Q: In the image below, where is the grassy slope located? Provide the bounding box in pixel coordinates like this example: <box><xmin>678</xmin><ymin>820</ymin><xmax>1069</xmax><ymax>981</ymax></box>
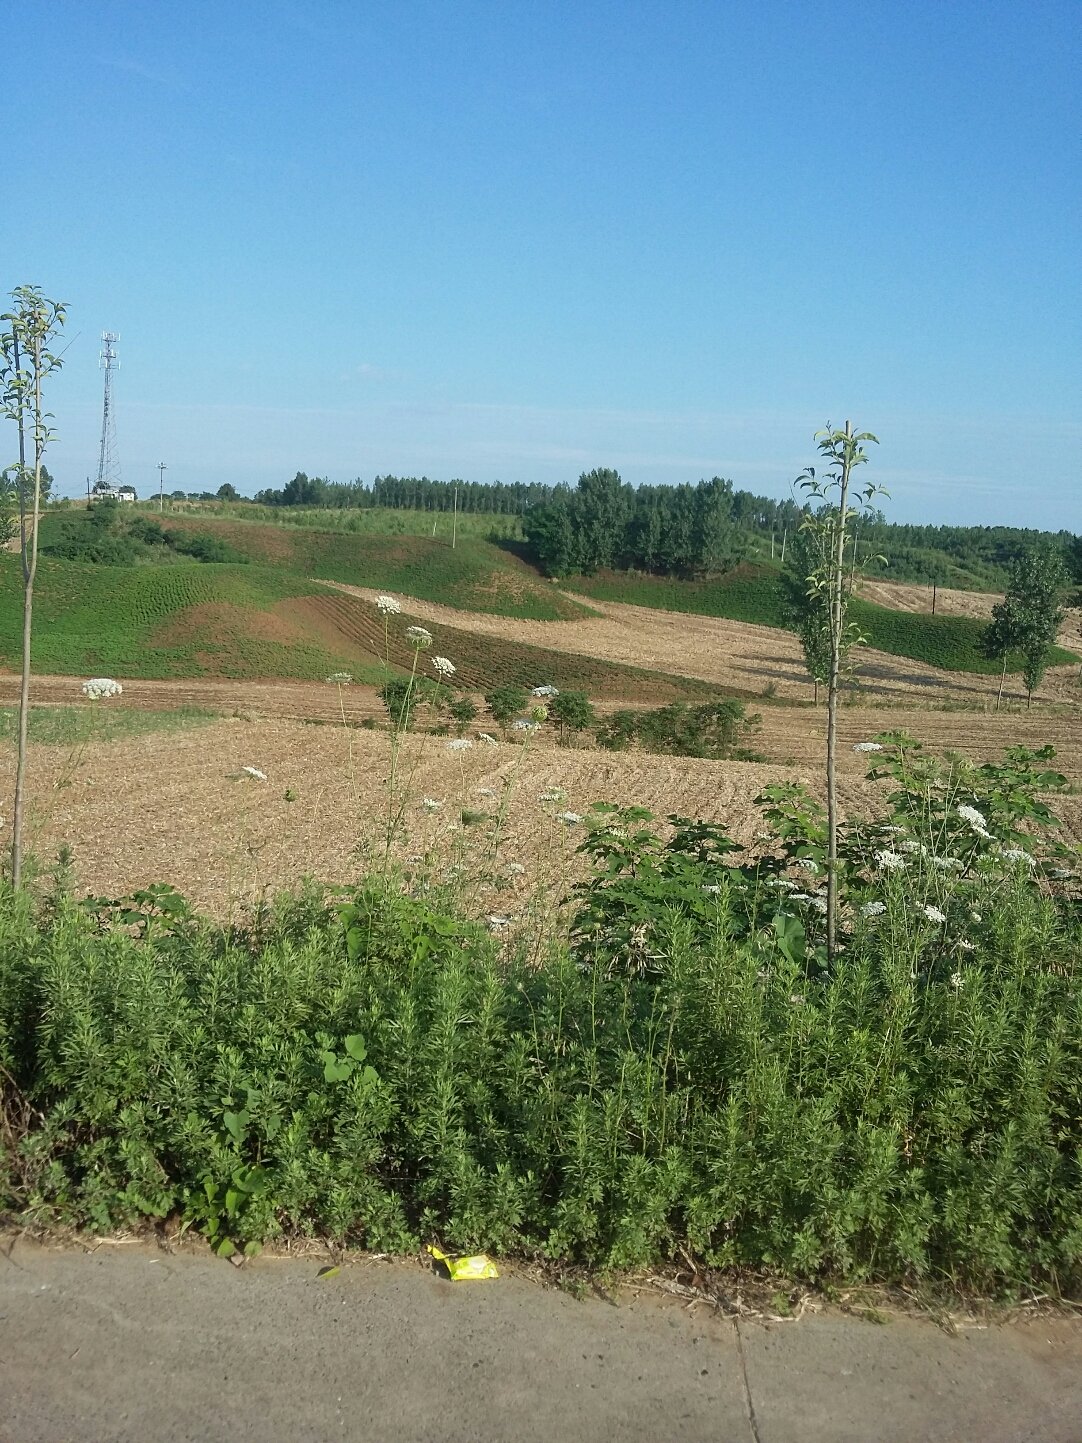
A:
<box><xmin>566</xmin><ymin>566</ymin><xmax>1077</xmax><ymax>676</ymax></box>
<box><xmin>0</xmin><ymin>559</ymin><xmax>377</xmax><ymax>682</ymax></box>
<box><xmin>151</xmin><ymin>514</ymin><xmax>592</xmax><ymax>621</ymax></box>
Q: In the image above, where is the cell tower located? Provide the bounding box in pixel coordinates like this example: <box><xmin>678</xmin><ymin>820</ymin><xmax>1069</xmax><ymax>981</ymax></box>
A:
<box><xmin>96</xmin><ymin>332</ymin><xmax>121</xmax><ymax>487</ymax></box>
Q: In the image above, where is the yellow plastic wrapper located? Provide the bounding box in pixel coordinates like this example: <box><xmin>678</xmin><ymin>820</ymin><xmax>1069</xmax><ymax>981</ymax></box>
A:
<box><xmin>427</xmin><ymin>1244</ymin><xmax>499</xmax><ymax>1281</ymax></box>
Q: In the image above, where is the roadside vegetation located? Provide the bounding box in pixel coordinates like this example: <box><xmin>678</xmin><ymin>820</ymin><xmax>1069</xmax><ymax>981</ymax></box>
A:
<box><xmin>1</xmin><ymin>732</ymin><xmax>1079</xmax><ymax>1296</ymax></box>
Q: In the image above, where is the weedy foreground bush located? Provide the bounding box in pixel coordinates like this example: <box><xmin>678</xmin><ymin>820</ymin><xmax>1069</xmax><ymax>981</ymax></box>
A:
<box><xmin>1</xmin><ymin>739</ymin><xmax>1080</xmax><ymax>1295</ymax></box>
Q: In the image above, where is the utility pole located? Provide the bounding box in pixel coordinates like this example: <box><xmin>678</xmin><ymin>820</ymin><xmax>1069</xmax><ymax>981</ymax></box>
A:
<box><xmin>452</xmin><ymin>482</ymin><xmax>458</xmax><ymax>550</ymax></box>
<box><xmin>158</xmin><ymin>461</ymin><xmax>167</xmax><ymax>512</ymax></box>
<box><xmin>931</xmin><ymin>580</ymin><xmax>937</xmax><ymax>615</ymax></box>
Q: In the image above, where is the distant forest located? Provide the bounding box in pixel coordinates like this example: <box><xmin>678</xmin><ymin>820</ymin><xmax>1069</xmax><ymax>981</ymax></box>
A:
<box><xmin>235</xmin><ymin>469</ymin><xmax>1078</xmax><ymax>590</ymax></box>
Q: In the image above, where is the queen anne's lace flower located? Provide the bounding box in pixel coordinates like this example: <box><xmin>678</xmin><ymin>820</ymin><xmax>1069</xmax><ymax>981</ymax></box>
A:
<box><xmin>406</xmin><ymin>626</ymin><xmax>433</xmax><ymax>649</ymax></box>
<box><xmin>421</xmin><ymin>797</ymin><xmax>442</xmax><ymax>812</ymax></box>
<box><xmin>957</xmin><ymin>803</ymin><xmax>990</xmax><ymax>836</ymax></box>
<box><xmin>375</xmin><ymin>595</ymin><xmax>401</xmax><ymax>615</ymax></box>
<box><xmin>950</xmin><ymin>971</ymin><xmax>964</xmax><ymax>989</ymax></box>
<box><xmin>432</xmin><ymin>656</ymin><xmax>456</xmax><ymax>676</ymax></box>
<box><xmin>556</xmin><ymin>811</ymin><xmax>583</xmax><ymax>824</ymax></box>
<box><xmin>875</xmin><ymin>849</ymin><xmax>907</xmax><ymax>871</ymax></box>
<box><xmin>447</xmin><ymin>738</ymin><xmax>472</xmax><ymax>751</ymax></box>
<box><xmin>325</xmin><ymin>671</ymin><xmax>352</xmax><ymax>684</ymax></box>
<box><xmin>486</xmin><ymin>914</ymin><xmax>511</xmax><ymax>928</ymax></box>
<box><xmin>1001</xmin><ymin>847</ymin><xmax>1036</xmax><ymax>866</ymax></box>
<box><xmin>513</xmin><ymin>719</ymin><xmax>540</xmax><ymax>733</ymax></box>
<box><xmin>477</xmin><ymin>732</ymin><xmax>498</xmax><ymax>745</ymax></box>
<box><xmin>956</xmin><ymin>938</ymin><xmax>975</xmax><ymax>951</ymax></box>
<box><xmin>853</xmin><ymin>741</ymin><xmax>883</xmax><ymax>753</ymax></box>
<box><xmin>922</xmin><ymin>904</ymin><xmax>946</xmax><ymax>924</ymax></box>
<box><xmin>861</xmin><ymin>900</ymin><xmax>887</xmax><ymax>917</ymax></box>
<box><xmin>539</xmin><ymin>788</ymin><xmax>566</xmax><ymax>803</ymax></box>
<box><xmin>81</xmin><ymin>677</ymin><xmax>122</xmax><ymax>699</ymax></box>
<box><xmin>242</xmin><ymin>766</ymin><xmax>268</xmax><ymax>781</ymax></box>
<box><xmin>531</xmin><ymin>684</ymin><xmax>559</xmax><ymax>697</ymax></box>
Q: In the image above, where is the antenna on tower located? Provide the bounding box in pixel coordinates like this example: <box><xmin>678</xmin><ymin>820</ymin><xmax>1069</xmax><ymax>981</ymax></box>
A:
<box><xmin>96</xmin><ymin>332</ymin><xmax>121</xmax><ymax>489</ymax></box>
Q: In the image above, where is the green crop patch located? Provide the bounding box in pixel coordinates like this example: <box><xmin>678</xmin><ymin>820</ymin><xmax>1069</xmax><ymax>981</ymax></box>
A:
<box><xmin>849</xmin><ymin>600</ymin><xmax>1077</xmax><ymax>675</ymax></box>
<box><xmin>565</xmin><ymin>564</ymin><xmax>791</xmax><ymax>627</ymax></box>
<box><xmin>0</xmin><ymin>558</ymin><xmax>376</xmax><ymax>681</ymax></box>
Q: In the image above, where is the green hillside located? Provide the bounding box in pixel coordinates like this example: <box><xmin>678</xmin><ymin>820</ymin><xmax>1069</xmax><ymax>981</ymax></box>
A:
<box><xmin>151</xmin><ymin>515</ymin><xmax>590</xmax><ymax>621</ymax></box>
<box><xmin>0</xmin><ymin>559</ymin><xmax>378</xmax><ymax>682</ymax></box>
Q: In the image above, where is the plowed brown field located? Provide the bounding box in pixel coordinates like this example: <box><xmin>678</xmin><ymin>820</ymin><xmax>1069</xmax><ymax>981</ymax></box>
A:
<box><xmin>3</xmin><ymin>585</ymin><xmax>1079</xmax><ymax>917</ymax></box>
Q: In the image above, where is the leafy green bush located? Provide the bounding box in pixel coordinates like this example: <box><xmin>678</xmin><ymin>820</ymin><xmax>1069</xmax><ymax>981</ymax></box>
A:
<box><xmin>595</xmin><ymin>699</ymin><xmax>759</xmax><ymax>758</ymax></box>
<box><xmin>549</xmin><ymin>689</ymin><xmax>595</xmax><ymax>742</ymax></box>
<box><xmin>485</xmin><ymin>683</ymin><xmax>528</xmax><ymax>725</ymax></box>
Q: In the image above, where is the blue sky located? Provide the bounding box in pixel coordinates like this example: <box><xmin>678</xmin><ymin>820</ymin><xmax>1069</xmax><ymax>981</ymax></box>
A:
<box><xmin>7</xmin><ymin>0</ymin><xmax>1079</xmax><ymax>527</ymax></box>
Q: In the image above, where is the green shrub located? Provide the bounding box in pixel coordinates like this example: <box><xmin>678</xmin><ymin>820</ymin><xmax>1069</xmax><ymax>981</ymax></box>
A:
<box><xmin>595</xmin><ymin>699</ymin><xmax>759</xmax><ymax>758</ymax></box>
<box><xmin>485</xmin><ymin>683</ymin><xmax>528</xmax><ymax>725</ymax></box>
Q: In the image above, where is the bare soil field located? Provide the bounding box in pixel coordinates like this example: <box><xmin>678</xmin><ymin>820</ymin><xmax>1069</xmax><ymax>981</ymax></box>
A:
<box><xmin>2</xmin><ymin>709</ymin><xmax>1079</xmax><ymax>923</ymax></box>
<box><xmin>321</xmin><ymin>581</ymin><xmax>1082</xmax><ymax>705</ymax></box>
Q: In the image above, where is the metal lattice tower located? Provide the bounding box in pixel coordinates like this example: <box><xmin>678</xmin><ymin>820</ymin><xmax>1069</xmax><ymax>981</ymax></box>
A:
<box><xmin>96</xmin><ymin>332</ymin><xmax>121</xmax><ymax>487</ymax></box>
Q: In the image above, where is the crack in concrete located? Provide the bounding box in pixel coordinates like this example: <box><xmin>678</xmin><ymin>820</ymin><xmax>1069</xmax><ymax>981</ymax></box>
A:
<box><xmin>734</xmin><ymin>1318</ymin><xmax>763</xmax><ymax>1443</ymax></box>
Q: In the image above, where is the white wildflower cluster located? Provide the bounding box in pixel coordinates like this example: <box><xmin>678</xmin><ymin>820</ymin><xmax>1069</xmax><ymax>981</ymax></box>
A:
<box><xmin>950</xmin><ymin>971</ymin><xmax>964</xmax><ymax>990</ymax></box>
<box><xmin>922</xmin><ymin>904</ymin><xmax>946</xmax><ymax>924</ymax></box>
<box><xmin>431</xmin><ymin>656</ymin><xmax>456</xmax><ymax>677</ymax></box>
<box><xmin>325</xmin><ymin>671</ymin><xmax>352</xmax><ymax>684</ymax></box>
<box><xmin>701</xmin><ymin>884</ymin><xmax>722</xmax><ymax>895</ymax></box>
<box><xmin>875</xmin><ymin>849</ymin><xmax>907</xmax><ymax>871</ymax></box>
<box><xmin>1000</xmin><ymin>847</ymin><xmax>1036</xmax><ymax>867</ymax></box>
<box><xmin>81</xmin><ymin>678</ymin><xmax>122</xmax><ymax>700</ymax></box>
<box><xmin>556</xmin><ymin>811</ymin><xmax>583</xmax><ymax>825</ymax></box>
<box><xmin>790</xmin><ymin>893</ymin><xmax>827</xmax><ymax>914</ymax></box>
<box><xmin>956</xmin><ymin>938</ymin><xmax>975</xmax><ymax>952</ymax></box>
<box><xmin>767</xmin><ymin>877</ymin><xmax>798</xmax><ymax>892</ymax></box>
<box><xmin>477</xmin><ymin>732</ymin><xmax>498</xmax><ymax>745</ymax></box>
<box><xmin>957</xmin><ymin>803</ymin><xmax>991</xmax><ymax>839</ymax></box>
<box><xmin>405</xmin><ymin>626</ymin><xmax>433</xmax><ymax>649</ymax></box>
<box><xmin>375</xmin><ymin>595</ymin><xmax>402</xmax><ymax>615</ymax></box>
<box><xmin>795</xmin><ymin>857</ymin><xmax>820</xmax><ymax>873</ymax></box>
<box><xmin>853</xmin><ymin>741</ymin><xmax>884</xmax><ymax>753</ymax></box>
<box><xmin>539</xmin><ymin>788</ymin><xmax>566</xmax><ymax>803</ymax></box>
<box><xmin>860</xmin><ymin>900</ymin><xmax>887</xmax><ymax>917</ymax></box>
<box><xmin>486</xmin><ymin>914</ymin><xmax>511</xmax><ymax>930</ymax></box>
<box><xmin>242</xmin><ymin>766</ymin><xmax>268</xmax><ymax>781</ymax></box>
<box><xmin>513</xmin><ymin>719</ymin><xmax>540</xmax><ymax>733</ymax></box>
<box><xmin>474</xmin><ymin>786</ymin><xmax>497</xmax><ymax>797</ymax></box>
<box><xmin>932</xmin><ymin>856</ymin><xmax>964</xmax><ymax>871</ymax></box>
<box><xmin>421</xmin><ymin>797</ymin><xmax>442</xmax><ymax>812</ymax></box>
<box><xmin>531</xmin><ymin>684</ymin><xmax>559</xmax><ymax>697</ymax></box>
<box><xmin>447</xmin><ymin>738</ymin><xmax>472</xmax><ymax>752</ymax></box>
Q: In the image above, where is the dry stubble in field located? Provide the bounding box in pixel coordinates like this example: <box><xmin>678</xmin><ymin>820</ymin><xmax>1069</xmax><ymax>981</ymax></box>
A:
<box><xmin>3</xmin><ymin>719</ymin><xmax>886</xmax><ymax>921</ymax></box>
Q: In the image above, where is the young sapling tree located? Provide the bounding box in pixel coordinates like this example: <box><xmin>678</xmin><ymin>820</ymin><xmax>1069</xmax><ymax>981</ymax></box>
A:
<box><xmin>1</xmin><ymin>287</ymin><xmax>68</xmax><ymax>888</ymax></box>
<box><xmin>795</xmin><ymin>421</ymin><xmax>884</xmax><ymax>962</ymax></box>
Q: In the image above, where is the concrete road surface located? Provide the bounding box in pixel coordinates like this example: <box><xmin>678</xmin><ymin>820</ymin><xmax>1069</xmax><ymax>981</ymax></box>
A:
<box><xmin>1</xmin><ymin>1243</ymin><xmax>1079</xmax><ymax>1443</ymax></box>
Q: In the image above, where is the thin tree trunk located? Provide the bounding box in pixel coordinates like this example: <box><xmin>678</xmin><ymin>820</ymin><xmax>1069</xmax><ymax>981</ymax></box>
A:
<box><xmin>12</xmin><ymin>336</ymin><xmax>42</xmax><ymax>889</ymax></box>
<box><xmin>995</xmin><ymin>653</ymin><xmax>1007</xmax><ymax>714</ymax></box>
<box><xmin>825</xmin><ymin>422</ymin><xmax>853</xmax><ymax>963</ymax></box>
